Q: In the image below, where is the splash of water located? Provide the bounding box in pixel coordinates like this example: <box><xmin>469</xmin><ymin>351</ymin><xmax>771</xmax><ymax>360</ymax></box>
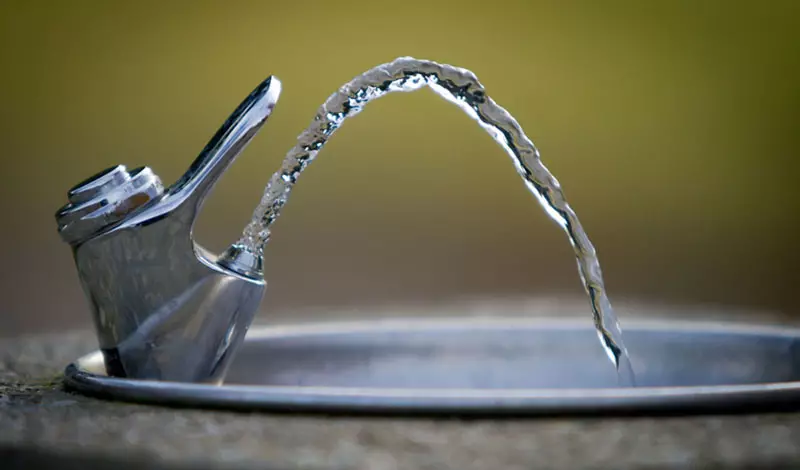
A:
<box><xmin>237</xmin><ymin>57</ymin><xmax>635</xmax><ymax>384</ymax></box>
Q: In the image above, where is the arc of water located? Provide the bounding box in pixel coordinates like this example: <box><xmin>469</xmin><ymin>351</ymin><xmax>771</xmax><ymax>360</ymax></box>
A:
<box><xmin>237</xmin><ymin>57</ymin><xmax>633</xmax><ymax>378</ymax></box>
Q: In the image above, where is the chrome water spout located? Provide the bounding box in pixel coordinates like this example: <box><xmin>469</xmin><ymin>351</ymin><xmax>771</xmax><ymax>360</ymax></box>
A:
<box><xmin>55</xmin><ymin>77</ymin><xmax>281</xmax><ymax>383</ymax></box>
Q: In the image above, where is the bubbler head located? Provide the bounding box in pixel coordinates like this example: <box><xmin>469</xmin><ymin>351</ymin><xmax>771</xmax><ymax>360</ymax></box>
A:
<box><xmin>55</xmin><ymin>77</ymin><xmax>281</xmax><ymax>383</ymax></box>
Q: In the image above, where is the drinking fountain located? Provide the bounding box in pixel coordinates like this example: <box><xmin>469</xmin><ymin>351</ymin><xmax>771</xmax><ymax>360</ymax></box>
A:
<box><xmin>56</xmin><ymin>58</ymin><xmax>800</xmax><ymax>415</ymax></box>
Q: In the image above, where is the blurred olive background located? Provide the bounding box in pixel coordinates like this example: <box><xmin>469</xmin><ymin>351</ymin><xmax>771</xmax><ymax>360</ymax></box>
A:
<box><xmin>0</xmin><ymin>1</ymin><xmax>797</xmax><ymax>336</ymax></box>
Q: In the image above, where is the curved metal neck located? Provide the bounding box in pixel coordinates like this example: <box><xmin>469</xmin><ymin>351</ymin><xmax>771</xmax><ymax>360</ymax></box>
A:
<box><xmin>170</xmin><ymin>76</ymin><xmax>282</xmax><ymax>223</ymax></box>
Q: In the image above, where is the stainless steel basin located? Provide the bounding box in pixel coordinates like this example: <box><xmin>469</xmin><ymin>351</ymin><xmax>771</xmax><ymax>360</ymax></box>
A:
<box><xmin>64</xmin><ymin>316</ymin><xmax>800</xmax><ymax>415</ymax></box>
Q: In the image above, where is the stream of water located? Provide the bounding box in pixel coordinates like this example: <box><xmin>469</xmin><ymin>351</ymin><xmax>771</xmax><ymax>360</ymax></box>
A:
<box><xmin>236</xmin><ymin>57</ymin><xmax>635</xmax><ymax>385</ymax></box>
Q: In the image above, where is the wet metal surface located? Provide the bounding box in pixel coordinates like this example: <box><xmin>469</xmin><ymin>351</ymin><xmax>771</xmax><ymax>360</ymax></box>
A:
<box><xmin>65</xmin><ymin>317</ymin><xmax>800</xmax><ymax>415</ymax></box>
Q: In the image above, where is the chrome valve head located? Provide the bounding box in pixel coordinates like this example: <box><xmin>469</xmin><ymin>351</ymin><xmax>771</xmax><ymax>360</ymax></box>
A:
<box><xmin>55</xmin><ymin>77</ymin><xmax>281</xmax><ymax>383</ymax></box>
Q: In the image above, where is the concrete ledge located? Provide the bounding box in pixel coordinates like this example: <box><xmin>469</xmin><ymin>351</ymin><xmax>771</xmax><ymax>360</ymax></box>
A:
<box><xmin>2</xmin><ymin>302</ymin><xmax>800</xmax><ymax>469</ymax></box>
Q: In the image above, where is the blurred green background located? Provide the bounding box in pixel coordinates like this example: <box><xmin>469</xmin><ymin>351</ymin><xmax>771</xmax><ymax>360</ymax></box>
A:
<box><xmin>0</xmin><ymin>1</ymin><xmax>797</xmax><ymax>336</ymax></box>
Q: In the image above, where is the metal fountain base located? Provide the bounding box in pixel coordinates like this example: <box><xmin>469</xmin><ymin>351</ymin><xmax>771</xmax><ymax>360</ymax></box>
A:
<box><xmin>64</xmin><ymin>317</ymin><xmax>800</xmax><ymax>415</ymax></box>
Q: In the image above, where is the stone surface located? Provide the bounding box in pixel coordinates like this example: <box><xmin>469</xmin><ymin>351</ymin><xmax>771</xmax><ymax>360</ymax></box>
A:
<box><xmin>2</xmin><ymin>301</ymin><xmax>800</xmax><ymax>469</ymax></box>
